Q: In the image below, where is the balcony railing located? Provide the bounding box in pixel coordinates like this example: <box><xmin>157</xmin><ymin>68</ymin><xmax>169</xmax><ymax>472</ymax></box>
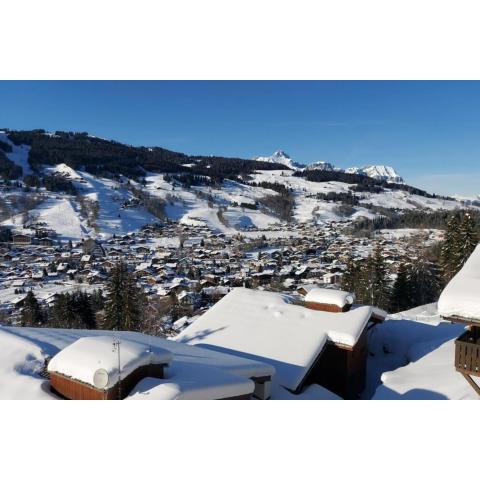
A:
<box><xmin>454</xmin><ymin>327</ymin><xmax>480</xmax><ymax>395</ymax></box>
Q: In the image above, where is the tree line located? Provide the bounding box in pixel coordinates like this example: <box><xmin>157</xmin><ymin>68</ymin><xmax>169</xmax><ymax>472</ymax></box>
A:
<box><xmin>5</xmin><ymin>129</ymin><xmax>287</xmax><ymax>182</ymax></box>
<box><xmin>294</xmin><ymin>169</ymin><xmax>453</xmax><ymax>200</ymax></box>
<box><xmin>19</xmin><ymin>263</ymin><xmax>146</xmax><ymax>331</ymax></box>
<box><xmin>342</xmin><ymin>211</ymin><xmax>479</xmax><ymax>312</ymax></box>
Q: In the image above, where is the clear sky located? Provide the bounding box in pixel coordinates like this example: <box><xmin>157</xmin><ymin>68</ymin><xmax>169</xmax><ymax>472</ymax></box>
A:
<box><xmin>1</xmin><ymin>80</ymin><xmax>479</xmax><ymax>196</ymax></box>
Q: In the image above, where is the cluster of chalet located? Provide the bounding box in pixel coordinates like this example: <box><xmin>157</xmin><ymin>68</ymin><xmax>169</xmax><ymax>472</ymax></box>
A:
<box><xmin>1</xmin><ymin>220</ymin><xmax>437</xmax><ymax>327</ymax></box>
<box><xmin>46</xmin><ymin>286</ymin><xmax>386</xmax><ymax>400</ymax></box>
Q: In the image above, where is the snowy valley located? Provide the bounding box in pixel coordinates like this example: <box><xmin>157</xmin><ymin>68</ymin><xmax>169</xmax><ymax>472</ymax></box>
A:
<box><xmin>0</xmin><ymin>129</ymin><xmax>479</xmax><ymax>400</ymax></box>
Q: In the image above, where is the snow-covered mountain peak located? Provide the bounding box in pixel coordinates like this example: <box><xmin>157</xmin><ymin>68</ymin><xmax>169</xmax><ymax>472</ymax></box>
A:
<box><xmin>305</xmin><ymin>161</ymin><xmax>335</xmax><ymax>172</ymax></box>
<box><xmin>253</xmin><ymin>150</ymin><xmax>303</xmax><ymax>169</ymax></box>
<box><xmin>345</xmin><ymin>165</ymin><xmax>404</xmax><ymax>184</ymax></box>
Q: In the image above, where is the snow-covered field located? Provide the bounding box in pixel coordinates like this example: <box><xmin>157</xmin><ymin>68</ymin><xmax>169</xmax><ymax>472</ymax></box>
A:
<box><xmin>0</xmin><ymin>131</ymin><xmax>32</xmax><ymax>177</ymax></box>
<box><xmin>142</xmin><ymin>172</ymin><xmax>281</xmax><ymax>233</ymax></box>
<box><xmin>251</xmin><ymin>170</ymin><xmax>464</xmax><ymax>224</ymax></box>
<box><xmin>1</xmin><ymin>135</ymin><xmax>476</xmax><ymax>239</ymax></box>
<box><xmin>32</xmin><ymin>197</ymin><xmax>90</xmax><ymax>240</ymax></box>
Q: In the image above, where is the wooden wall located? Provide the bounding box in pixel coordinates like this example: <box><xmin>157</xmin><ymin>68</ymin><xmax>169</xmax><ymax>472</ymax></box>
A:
<box><xmin>50</xmin><ymin>363</ymin><xmax>165</xmax><ymax>400</ymax></box>
<box><xmin>302</xmin><ymin>326</ymin><xmax>368</xmax><ymax>399</ymax></box>
<box><xmin>305</xmin><ymin>302</ymin><xmax>350</xmax><ymax>313</ymax></box>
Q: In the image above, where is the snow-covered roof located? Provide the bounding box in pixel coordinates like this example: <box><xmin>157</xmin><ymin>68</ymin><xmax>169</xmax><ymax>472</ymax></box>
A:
<box><xmin>176</xmin><ymin>288</ymin><xmax>372</xmax><ymax>391</ymax></box>
<box><xmin>128</xmin><ymin>362</ymin><xmax>255</xmax><ymax>400</ymax></box>
<box><xmin>438</xmin><ymin>244</ymin><xmax>480</xmax><ymax>321</ymax></box>
<box><xmin>1</xmin><ymin>326</ymin><xmax>274</xmax><ymax>399</ymax></box>
<box><xmin>304</xmin><ymin>288</ymin><xmax>355</xmax><ymax>308</ymax></box>
<box><xmin>47</xmin><ymin>336</ymin><xmax>173</xmax><ymax>390</ymax></box>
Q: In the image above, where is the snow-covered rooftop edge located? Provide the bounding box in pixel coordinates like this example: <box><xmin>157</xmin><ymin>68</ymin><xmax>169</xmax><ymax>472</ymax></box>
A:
<box><xmin>438</xmin><ymin>243</ymin><xmax>480</xmax><ymax>321</ymax></box>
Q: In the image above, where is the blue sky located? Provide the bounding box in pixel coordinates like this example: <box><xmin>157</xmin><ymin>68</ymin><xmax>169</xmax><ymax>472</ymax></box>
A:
<box><xmin>0</xmin><ymin>80</ymin><xmax>479</xmax><ymax>196</ymax></box>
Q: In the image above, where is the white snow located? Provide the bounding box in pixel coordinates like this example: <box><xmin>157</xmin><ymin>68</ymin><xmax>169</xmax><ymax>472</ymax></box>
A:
<box><xmin>365</xmin><ymin>303</ymin><xmax>478</xmax><ymax>400</ymax></box>
<box><xmin>304</xmin><ymin>288</ymin><xmax>355</xmax><ymax>308</ymax></box>
<box><xmin>47</xmin><ymin>336</ymin><xmax>173</xmax><ymax>389</ymax></box>
<box><xmin>0</xmin><ymin>326</ymin><xmax>274</xmax><ymax>399</ymax></box>
<box><xmin>32</xmin><ymin>197</ymin><xmax>90</xmax><ymax>240</ymax></box>
<box><xmin>74</xmin><ymin>172</ymin><xmax>159</xmax><ymax>239</ymax></box>
<box><xmin>0</xmin><ymin>328</ymin><xmax>52</xmax><ymax>399</ymax></box>
<box><xmin>253</xmin><ymin>150</ymin><xmax>301</xmax><ymax>169</ymax></box>
<box><xmin>0</xmin><ymin>132</ymin><xmax>32</xmax><ymax>177</ymax></box>
<box><xmin>176</xmin><ymin>288</ymin><xmax>372</xmax><ymax>391</ymax></box>
<box><xmin>128</xmin><ymin>362</ymin><xmax>254</xmax><ymax>400</ymax></box>
<box><xmin>437</xmin><ymin>244</ymin><xmax>480</xmax><ymax>321</ymax></box>
<box><xmin>345</xmin><ymin>165</ymin><xmax>404</xmax><ymax>184</ymax></box>
<box><xmin>373</xmin><ymin>338</ymin><xmax>478</xmax><ymax>399</ymax></box>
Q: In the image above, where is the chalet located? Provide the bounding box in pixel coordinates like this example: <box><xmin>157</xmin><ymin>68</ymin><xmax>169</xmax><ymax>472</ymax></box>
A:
<box><xmin>304</xmin><ymin>288</ymin><xmax>355</xmax><ymax>313</ymax></box>
<box><xmin>48</xmin><ymin>336</ymin><xmax>173</xmax><ymax>400</ymax></box>
<box><xmin>438</xmin><ymin>244</ymin><xmax>480</xmax><ymax>395</ymax></box>
<box><xmin>38</xmin><ymin>237</ymin><xmax>54</xmax><ymax>247</ymax></box>
<box><xmin>322</xmin><ymin>271</ymin><xmax>343</xmax><ymax>285</ymax></box>
<box><xmin>12</xmin><ymin>234</ymin><xmax>32</xmax><ymax>245</ymax></box>
<box><xmin>82</xmin><ymin>238</ymin><xmax>106</xmax><ymax>259</ymax></box>
<box><xmin>177</xmin><ymin>287</ymin><xmax>384</xmax><ymax>399</ymax></box>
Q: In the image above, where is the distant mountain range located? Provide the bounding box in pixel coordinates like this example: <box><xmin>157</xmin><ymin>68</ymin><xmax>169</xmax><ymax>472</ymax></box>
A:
<box><xmin>253</xmin><ymin>150</ymin><xmax>405</xmax><ymax>184</ymax></box>
<box><xmin>0</xmin><ymin>129</ymin><xmax>471</xmax><ymax>240</ymax></box>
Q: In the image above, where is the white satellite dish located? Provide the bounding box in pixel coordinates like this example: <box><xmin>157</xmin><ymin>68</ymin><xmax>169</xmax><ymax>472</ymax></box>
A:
<box><xmin>93</xmin><ymin>368</ymin><xmax>109</xmax><ymax>389</ymax></box>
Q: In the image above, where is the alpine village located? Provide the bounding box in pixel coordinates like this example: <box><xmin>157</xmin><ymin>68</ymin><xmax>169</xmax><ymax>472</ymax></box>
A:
<box><xmin>0</xmin><ymin>129</ymin><xmax>479</xmax><ymax>400</ymax></box>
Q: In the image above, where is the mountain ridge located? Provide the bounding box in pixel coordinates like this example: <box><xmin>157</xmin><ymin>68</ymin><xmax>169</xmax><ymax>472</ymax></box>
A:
<box><xmin>253</xmin><ymin>150</ymin><xmax>405</xmax><ymax>184</ymax></box>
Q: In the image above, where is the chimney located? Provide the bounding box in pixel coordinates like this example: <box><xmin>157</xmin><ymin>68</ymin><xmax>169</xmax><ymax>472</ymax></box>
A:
<box><xmin>304</xmin><ymin>288</ymin><xmax>355</xmax><ymax>313</ymax></box>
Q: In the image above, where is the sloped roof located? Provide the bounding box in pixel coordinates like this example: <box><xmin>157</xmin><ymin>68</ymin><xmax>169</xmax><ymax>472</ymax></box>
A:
<box><xmin>176</xmin><ymin>288</ymin><xmax>372</xmax><ymax>391</ymax></box>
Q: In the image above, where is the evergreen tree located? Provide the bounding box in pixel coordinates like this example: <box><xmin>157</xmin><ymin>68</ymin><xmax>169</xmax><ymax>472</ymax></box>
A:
<box><xmin>409</xmin><ymin>255</ymin><xmax>441</xmax><ymax>306</ymax></box>
<box><xmin>90</xmin><ymin>289</ymin><xmax>105</xmax><ymax>312</ymax></box>
<box><xmin>364</xmin><ymin>245</ymin><xmax>390</xmax><ymax>310</ymax></box>
<box><xmin>21</xmin><ymin>291</ymin><xmax>43</xmax><ymax>326</ymax></box>
<box><xmin>440</xmin><ymin>212</ymin><xmax>461</xmax><ymax>281</ymax></box>
<box><xmin>72</xmin><ymin>291</ymin><xmax>96</xmax><ymax>329</ymax></box>
<box><xmin>104</xmin><ymin>262</ymin><xmax>143</xmax><ymax>331</ymax></box>
<box><xmin>341</xmin><ymin>257</ymin><xmax>361</xmax><ymax>295</ymax></box>
<box><xmin>455</xmin><ymin>211</ymin><xmax>478</xmax><ymax>271</ymax></box>
<box><xmin>390</xmin><ymin>262</ymin><xmax>412</xmax><ymax>312</ymax></box>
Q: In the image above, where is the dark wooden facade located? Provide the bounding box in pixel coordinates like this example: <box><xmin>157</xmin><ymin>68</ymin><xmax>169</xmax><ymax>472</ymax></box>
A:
<box><xmin>454</xmin><ymin>326</ymin><xmax>480</xmax><ymax>395</ymax></box>
<box><xmin>305</xmin><ymin>302</ymin><xmax>350</xmax><ymax>313</ymax></box>
<box><xmin>50</xmin><ymin>363</ymin><xmax>166</xmax><ymax>400</ymax></box>
<box><xmin>301</xmin><ymin>326</ymin><xmax>369</xmax><ymax>399</ymax></box>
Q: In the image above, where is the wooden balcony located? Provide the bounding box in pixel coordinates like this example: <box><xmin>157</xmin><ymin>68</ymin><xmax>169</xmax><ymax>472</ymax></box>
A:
<box><xmin>454</xmin><ymin>327</ymin><xmax>480</xmax><ymax>395</ymax></box>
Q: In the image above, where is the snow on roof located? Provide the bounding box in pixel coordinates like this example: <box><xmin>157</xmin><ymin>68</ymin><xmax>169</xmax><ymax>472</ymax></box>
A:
<box><xmin>176</xmin><ymin>288</ymin><xmax>372</xmax><ymax>391</ymax></box>
<box><xmin>1</xmin><ymin>326</ymin><xmax>274</xmax><ymax>399</ymax></box>
<box><xmin>297</xmin><ymin>284</ymin><xmax>321</xmax><ymax>294</ymax></box>
<box><xmin>47</xmin><ymin>336</ymin><xmax>173</xmax><ymax>390</ymax></box>
<box><xmin>127</xmin><ymin>362</ymin><xmax>254</xmax><ymax>400</ymax></box>
<box><xmin>304</xmin><ymin>288</ymin><xmax>355</xmax><ymax>307</ymax></box>
<box><xmin>438</xmin><ymin>244</ymin><xmax>480</xmax><ymax>321</ymax></box>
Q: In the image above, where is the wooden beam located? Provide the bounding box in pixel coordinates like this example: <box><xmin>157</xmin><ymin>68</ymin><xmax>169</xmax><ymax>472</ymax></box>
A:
<box><xmin>460</xmin><ymin>372</ymin><xmax>480</xmax><ymax>396</ymax></box>
<box><xmin>442</xmin><ymin>315</ymin><xmax>480</xmax><ymax>327</ymax></box>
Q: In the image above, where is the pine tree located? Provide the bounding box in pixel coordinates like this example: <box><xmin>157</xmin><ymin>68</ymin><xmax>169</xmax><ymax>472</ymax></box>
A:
<box><xmin>440</xmin><ymin>212</ymin><xmax>461</xmax><ymax>281</ymax></box>
<box><xmin>72</xmin><ymin>291</ymin><xmax>96</xmax><ymax>329</ymax></box>
<box><xmin>390</xmin><ymin>262</ymin><xmax>412</xmax><ymax>312</ymax></box>
<box><xmin>104</xmin><ymin>262</ymin><xmax>143</xmax><ymax>331</ymax></box>
<box><xmin>364</xmin><ymin>245</ymin><xmax>390</xmax><ymax>310</ymax></box>
<box><xmin>455</xmin><ymin>211</ymin><xmax>478</xmax><ymax>271</ymax></box>
<box><xmin>341</xmin><ymin>257</ymin><xmax>361</xmax><ymax>295</ymax></box>
<box><xmin>21</xmin><ymin>291</ymin><xmax>43</xmax><ymax>326</ymax></box>
<box><xmin>409</xmin><ymin>255</ymin><xmax>441</xmax><ymax>306</ymax></box>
